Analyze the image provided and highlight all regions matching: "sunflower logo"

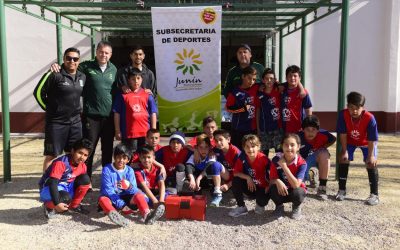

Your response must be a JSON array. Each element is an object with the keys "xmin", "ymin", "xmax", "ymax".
[{"xmin": 174, "ymin": 49, "xmax": 202, "ymax": 75}]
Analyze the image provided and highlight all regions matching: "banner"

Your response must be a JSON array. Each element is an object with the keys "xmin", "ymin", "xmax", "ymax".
[{"xmin": 151, "ymin": 6, "xmax": 222, "ymax": 135}]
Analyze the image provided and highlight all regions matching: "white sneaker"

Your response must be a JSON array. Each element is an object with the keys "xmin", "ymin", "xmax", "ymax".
[
  {"xmin": 228, "ymin": 206, "xmax": 248, "ymax": 217},
  {"xmin": 365, "ymin": 194, "xmax": 379, "ymax": 206},
  {"xmin": 254, "ymin": 204, "xmax": 265, "ymax": 215},
  {"xmin": 335, "ymin": 190, "xmax": 346, "ymax": 201}
]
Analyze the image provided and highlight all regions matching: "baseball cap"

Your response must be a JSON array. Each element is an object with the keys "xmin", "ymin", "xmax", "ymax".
[
  {"xmin": 238, "ymin": 44, "xmax": 251, "ymax": 52},
  {"xmin": 169, "ymin": 131, "xmax": 186, "ymax": 145}
]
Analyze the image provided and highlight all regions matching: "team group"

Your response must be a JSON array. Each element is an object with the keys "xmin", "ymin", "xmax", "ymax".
[{"xmin": 34, "ymin": 42, "xmax": 379, "ymax": 227}]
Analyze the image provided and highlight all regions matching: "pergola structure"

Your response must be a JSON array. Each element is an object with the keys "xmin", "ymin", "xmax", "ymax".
[{"xmin": 0, "ymin": 0, "xmax": 348, "ymax": 182}]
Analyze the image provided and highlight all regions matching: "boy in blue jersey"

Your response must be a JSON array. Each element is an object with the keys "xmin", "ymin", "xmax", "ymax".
[
  {"xmin": 39, "ymin": 139, "xmax": 93, "ymax": 219},
  {"xmin": 98, "ymin": 143, "xmax": 164, "ymax": 227},
  {"xmin": 298, "ymin": 115, "xmax": 336, "ymax": 200}
]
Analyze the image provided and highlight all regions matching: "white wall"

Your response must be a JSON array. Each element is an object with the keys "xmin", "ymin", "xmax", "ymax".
[
  {"xmin": 282, "ymin": 0, "xmax": 394, "ymax": 113},
  {"xmin": 2, "ymin": 6, "xmax": 97, "ymax": 112}
]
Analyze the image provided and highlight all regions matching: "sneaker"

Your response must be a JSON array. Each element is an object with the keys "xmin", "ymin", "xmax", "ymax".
[
  {"xmin": 335, "ymin": 190, "xmax": 347, "ymax": 201},
  {"xmin": 43, "ymin": 204, "xmax": 56, "ymax": 219},
  {"xmin": 317, "ymin": 187, "xmax": 328, "ymax": 201},
  {"xmin": 145, "ymin": 203, "xmax": 165, "ymax": 225},
  {"xmin": 108, "ymin": 210, "xmax": 130, "ymax": 227},
  {"xmin": 69, "ymin": 205, "xmax": 90, "ymax": 215},
  {"xmin": 254, "ymin": 204, "xmax": 265, "ymax": 215},
  {"xmin": 228, "ymin": 206, "xmax": 248, "ymax": 217},
  {"xmin": 210, "ymin": 194, "xmax": 223, "ymax": 207},
  {"xmin": 365, "ymin": 194, "xmax": 379, "ymax": 206},
  {"xmin": 273, "ymin": 205, "xmax": 284, "ymax": 220},
  {"xmin": 291, "ymin": 205, "xmax": 302, "ymax": 220},
  {"xmin": 309, "ymin": 167, "xmax": 318, "ymax": 188}
]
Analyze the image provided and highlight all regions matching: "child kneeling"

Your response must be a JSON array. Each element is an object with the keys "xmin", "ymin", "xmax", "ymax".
[
  {"xmin": 98, "ymin": 143, "xmax": 163, "ymax": 227},
  {"xmin": 229, "ymin": 134, "xmax": 271, "ymax": 217},
  {"xmin": 185, "ymin": 134, "xmax": 225, "ymax": 207}
]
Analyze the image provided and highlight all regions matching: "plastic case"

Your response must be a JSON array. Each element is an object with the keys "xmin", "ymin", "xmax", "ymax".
[{"xmin": 165, "ymin": 195, "xmax": 207, "ymax": 221}]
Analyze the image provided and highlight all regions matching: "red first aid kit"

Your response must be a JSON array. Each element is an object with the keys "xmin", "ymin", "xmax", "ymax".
[{"xmin": 165, "ymin": 195, "xmax": 207, "ymax": 221}]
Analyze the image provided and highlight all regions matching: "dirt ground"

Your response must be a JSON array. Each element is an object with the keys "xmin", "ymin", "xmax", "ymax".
[{"xmin": 0, "ymin": 134, "xmax": 399, "ymax": 249}]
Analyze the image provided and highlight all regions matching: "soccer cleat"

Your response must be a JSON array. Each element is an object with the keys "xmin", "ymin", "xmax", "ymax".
[
  {"xmin": 308, "ymin": 167, "xmax": 318, "ymax": 188},
  {"xmin": 210, "ymin": 191, "xmax": 223, "ymax": 207},
  {"xmin": 69, "ymin": 205, "xmax": 90, "ymax": 215},
  {"xmin": 317, "ymin": 186, "xmax": 328, "ymax": 201},
  {"xmin": 228, "ymin": 206, "xmax": 248, "ymax": 217},
  {"xmin": 108, "ymin": 210, "xmax": 130, "ymax": 227},
  {"xmin": 291, "ymin": 205, "xmax": 302, "ymax": 220},
  {"xmin": 43, "ymin": 204, "xmax": 56, "ymax": 219},
  {"xmin": 145, "ymin": 203, "xmax": 165, "ymax": 225},
  {"xmin": 365, "ymin": 194, "xmax": 379, "ymax": 206},
  {"xmin": 335, "ymin": 190, "xmax": 347, "ymax": 201},
  {"xmin": 254, "ymin": 204, "xmax": 265, "ymax": 215},
  {"xmin": 273, "ymin": 205, "xmax": 284, "ymax": 220}
]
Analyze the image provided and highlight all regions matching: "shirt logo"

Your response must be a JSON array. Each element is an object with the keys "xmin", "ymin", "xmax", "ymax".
[
  {"xmin": 351, "ymin": 130, "xmax": 360, "ymax": 140},
  {"xmin": 268, "ymin": 96, "xmax": 276, "ymax": 106},
  {"xmin": 61, "ymin": 82, "xmax": 70, "ymax": 86},
  {"xmin": 132, "ymin": 104, "xmax": 141, "ymax": 113},
  {"xmin": 282, "ymin": 108, "xmax": 291, "ymax": 121},
  {"xmin": 271, "ymin": 107, "xmax": 280, "ymax": 120},
  {"xmin": 79, "ymin": 80, "xmax": 84, "ymax": 87}
]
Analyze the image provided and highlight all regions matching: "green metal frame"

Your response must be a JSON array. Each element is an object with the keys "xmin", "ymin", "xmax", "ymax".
[{"xmin": 0, "ymin": 0, "xmax": 348, "ymax": 182}]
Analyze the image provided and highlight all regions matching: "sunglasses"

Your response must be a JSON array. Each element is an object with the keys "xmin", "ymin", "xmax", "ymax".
[{"xmin": 65, "ymin": 56, "xmax": 80, "ymax": 62}]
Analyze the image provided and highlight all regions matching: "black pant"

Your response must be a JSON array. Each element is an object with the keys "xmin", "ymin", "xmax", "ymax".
[
  {"xmin": 82, "ymin": 115, "xmax": 114, "ymax": 178},
  {"xmin": 269, "ymin": 184, "xmax": 306, "ymax": 207},
  {"xmin": 231, "ymin": 176, "xmax": 270, "ymax": 207}
]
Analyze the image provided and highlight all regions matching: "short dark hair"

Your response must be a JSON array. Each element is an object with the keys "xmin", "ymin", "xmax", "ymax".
[
  {"xmin": 138, "ymin": 145, "xmax": 154, "ymax": 155},
  {"xmin": 127, "ymin": 68, "xmax": 143, "ymax": 79},
  {"xmin": 242, "ymin": 66, "xmax": 257, "ymax": 76},
  {"xmin": 146, "ymin": 128, "xmax": 160, "ymax": 137},
  {"xmin": 130, "ymin": 45, "xmax": 145, "ymax": 54},
  {"xmin": 282, "ymin": 133, "xmax": 301, "ymax": 146},
  {"xmin": 113, "ymin": 143, "xmax": 132, "ymax": 160},
  {"xmin": 213, "ymin": 129, "xmax": 231, "ymax": 139},
  {"xmin": 63, "ymin": 47, "xmax": 80, "ymax": 57},
  {"xmin": 202, "ymin": 116, "xmax": 216, "ymax": 127},
  {"xmin": 72, "ymin": 138, "xmax": 92, "ymax": 153},
  {"xmin": 262, "ymin": 68, "xmax": 276, "ymax": 79},
  {"xmin": 302, "ymin": 115, "xmax": 320, "ymax": 130},
  {"xmin": 285, "ymin": 65, "xmax": 301, "ymax": 77},
  {"xmin": 97, "ymin": 40, "xmax": 112, "ymax": 50},
  {"xmin": 347, "ymin": 91, "xmax": 365, "ymax": 107}
]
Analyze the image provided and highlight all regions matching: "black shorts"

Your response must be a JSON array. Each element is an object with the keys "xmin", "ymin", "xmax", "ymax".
[{"xmin": 44, "ymin": 121, "xmax": 82, "ymax": 156}]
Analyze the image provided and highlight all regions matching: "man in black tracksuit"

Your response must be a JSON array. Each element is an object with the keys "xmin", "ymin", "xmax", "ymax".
[
  {"xmin": 34, "ymin": 47, "xmax": 86, "ymax": 171},
  {"xmin": 116, "ymin": 45, "xmax": 157, "ymax": 98}
]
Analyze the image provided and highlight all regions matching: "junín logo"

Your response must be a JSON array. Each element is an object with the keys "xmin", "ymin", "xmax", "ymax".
[{"xmin": 174, "ymin": 49, "xmax": 203, "ymax": 75}]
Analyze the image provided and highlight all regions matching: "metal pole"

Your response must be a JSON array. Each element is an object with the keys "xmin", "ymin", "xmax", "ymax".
[
  {"xmin": 301, "ymin": 16, "xmax": 307, "ymax": 86},
  {"xmin": 336, "ymin": 0, "xmax": 349, "ymax": 179},
  {"xmin": 0, "ymin": 0, "xmax": 11, "ymax": 182},
  {"xmin": 56, "ymin": 13, "xmax": 62, "ymax": 64},
  {"xmin": 279, "ymin": 30, "xmax": 283, "ymax": 83},
  {"xmin": 91, "ymin": 28, "xmax": 96, "ymax": 59}
]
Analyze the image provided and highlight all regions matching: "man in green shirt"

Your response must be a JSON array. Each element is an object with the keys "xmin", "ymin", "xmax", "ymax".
[{"xmin": 222, "ymin": 44, "xmax": 265, "ymax": 98}]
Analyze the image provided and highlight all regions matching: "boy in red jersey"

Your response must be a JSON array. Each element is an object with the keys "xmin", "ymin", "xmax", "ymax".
[
  {"xmin": 336, "ymin": 92, "xmax": 379, "ymax": 205},
  {"xmin": 39, "ymin": 139, "xmax": 93, "ymax": 219},
  {"xmin": 228, "ymin": 134, "xmax": 270, "ymax": 217},
  {"xmin": 187, "ymin": 116, "xmax": 218, "ymax": 149},
  {"xmin": 226, "ymin": 67, "xmax": 260, "ymax": 149},
  {"xmin": 155, "ymin": 131, "xmax": 192, "ymax": 193},
  {"xmin": 130, "ymin": 128, "xmax": 163, "ymax": 164},
  {"xmin": 281, "ymin": 65, "xmax": 312, "ymax": 133},
  {"xmin": 213, "ymin": 129, "xmax": 241, "ymax": 192},
  {"xmin": 298, "ymin": 115, "xmax": 336, "ymax": 200},
  {"xmin": 270, "ymin": 134, "xmax": 307, "ymax": 220},
  {"xmin": 113, "ymin": 68, "xmax": 158, "ymax": 152},
  {"xmin": 134, "ymin": 145, "xmax": 167, "ymax": 208}
]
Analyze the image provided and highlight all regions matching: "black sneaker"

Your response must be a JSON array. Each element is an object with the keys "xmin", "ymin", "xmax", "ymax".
[
  {"xmin": 291, "ymin": 205, "xmax": 302, "ymax": 220},
  {"xmin": 70, "ymin": 205, "xmax": 90, "ymax": 215},
  {"xmin": 273, "ymin": 205, "xmax": 284, "ymax": 220},
  {"xmin": 43, "ymin": 204, "xmax": 56, "ymax": 219},
  {"xmin": 145, "ymin": 203, "xmax": 165, "ymax": 225},
  {"xmin": 108, "ymin": 210, "xmax": 130, "ymax": 227}
]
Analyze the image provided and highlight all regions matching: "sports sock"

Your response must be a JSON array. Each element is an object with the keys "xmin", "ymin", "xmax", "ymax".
[
  {"xmin": 69, "ymin": 184, "xmax": 90, "ymax": 209},
  {"xmin": 367, "ymin": 168, "xmax": 379, "ymax": 195},
  {"xmin": 131, "ymin": 193, "xmax": 150, "ymax": 217},
  {"xmin": 319, "ymin": 179, "xmax": 327, "ymax": 187},
  {"xmin": 98, "ymin": 196, "xmax": 116, "ymax": 214},
  {"xmin": 44, "ymin": 201, "xmax": 56, "ymax": 209},
  {"xmin": 338, "ymin": 163, "xmax": 349, "ymax": 191}
]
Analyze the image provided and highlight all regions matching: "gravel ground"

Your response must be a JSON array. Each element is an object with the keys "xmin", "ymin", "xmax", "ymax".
[{"xmin": 0, "ymin": 136, "xmax": 400, "ymax": 249}]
